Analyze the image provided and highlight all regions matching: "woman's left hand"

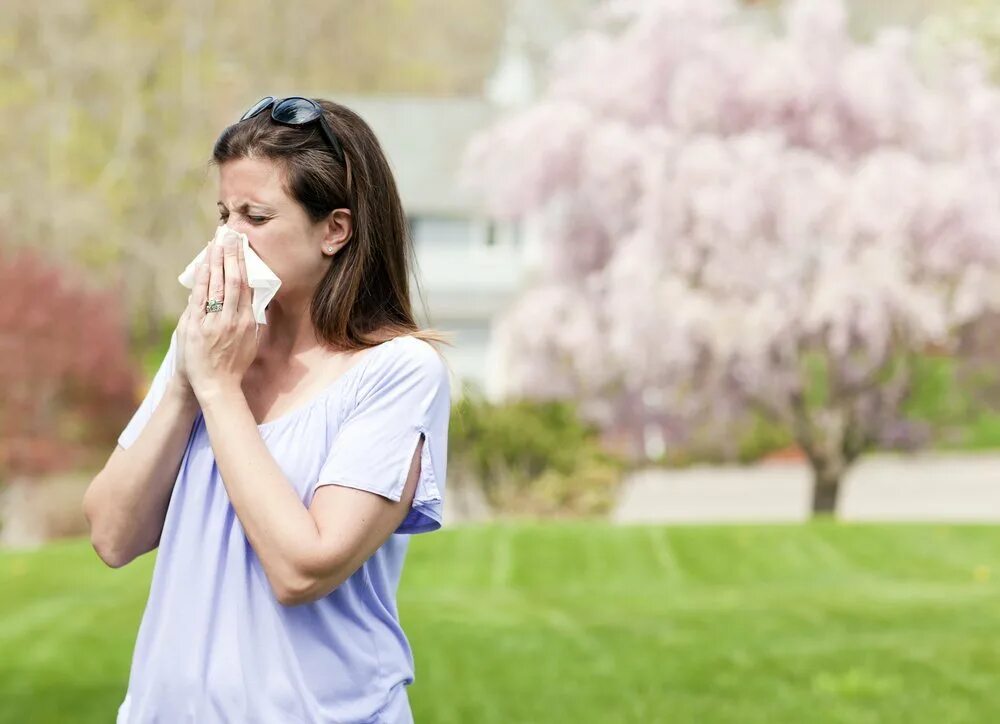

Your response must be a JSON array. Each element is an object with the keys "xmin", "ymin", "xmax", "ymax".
[{"xmin": 185, "ymin": 234, "xmax": 260, "ymax": 402}]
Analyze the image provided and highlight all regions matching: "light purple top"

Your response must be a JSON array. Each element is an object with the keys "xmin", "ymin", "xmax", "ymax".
[{"xmin": 114, "ymin": 331, "xmax": 451, "ymax": 724}]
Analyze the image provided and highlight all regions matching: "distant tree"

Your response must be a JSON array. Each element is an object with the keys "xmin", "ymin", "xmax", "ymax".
[
  {"xmin": 461, "ymin": 0, "xmax": 1000, "ymax": 513},
  {"xmin": 0, "ymin": 244, "xmax": 138, "ymax": 484},
  {"xmin": 919, "ymin": 0, "xmax": 1000, "ymax": 79},
  {"xmin": 0, "ymin": 0, "xmax": 509, "ymax": 354}
]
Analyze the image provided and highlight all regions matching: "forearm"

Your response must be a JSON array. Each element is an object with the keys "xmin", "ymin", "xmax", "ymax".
[
  {"xmin": 198, "ymin": 385, "xmax": 323, "ymax": 603},
  {"xmin": 84, "ymin": 381, "xmax": 200, "ymax": 566}
]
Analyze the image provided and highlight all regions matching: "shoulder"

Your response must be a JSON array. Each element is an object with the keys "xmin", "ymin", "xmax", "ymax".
[
  {"xmin": 357, "ymin": 335, "xmax": 450, "ymax": 400},
  {"xmin": 390, "ymin": 335, "xmax": 448, "ymax": 373}
]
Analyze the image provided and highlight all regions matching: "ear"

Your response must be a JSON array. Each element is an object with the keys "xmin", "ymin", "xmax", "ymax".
[{"xmin": 322, "ymin": 208, "xmax": 353, "ymax": 257}]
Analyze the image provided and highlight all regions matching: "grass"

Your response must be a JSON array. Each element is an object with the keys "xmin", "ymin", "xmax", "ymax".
[{"xmin": 2, "ymin": 521, "xmax": 1000, "ymax": 723}]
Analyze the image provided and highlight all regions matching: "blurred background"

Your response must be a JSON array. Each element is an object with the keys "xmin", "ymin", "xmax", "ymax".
[{"xmin": 3, "ymin": 0, "xmax": 1000, "ymax": 721}]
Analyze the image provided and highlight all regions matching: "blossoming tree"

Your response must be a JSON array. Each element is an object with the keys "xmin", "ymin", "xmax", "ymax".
[{"xmin": 460, "ymin": 0, "xmax": 1000, "ymax": 512}]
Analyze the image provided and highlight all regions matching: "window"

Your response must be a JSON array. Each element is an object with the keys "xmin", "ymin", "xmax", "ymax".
[{"xmin": 410, "ymin": 215, "xmax": 477, "ymax": 251}]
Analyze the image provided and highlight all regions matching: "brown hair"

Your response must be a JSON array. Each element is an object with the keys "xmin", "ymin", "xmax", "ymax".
[{"xmin": 209, "ymin": 98, "xmax": 453, "ymax": 357}]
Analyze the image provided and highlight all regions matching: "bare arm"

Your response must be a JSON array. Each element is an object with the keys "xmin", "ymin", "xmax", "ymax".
[
  {"xmin": 82, "ymin": 379, "xmax": 200, "ymax": 568},
  {"xmin": 197, "ymin": 385, "xmax": 418, "ymax": 607}
]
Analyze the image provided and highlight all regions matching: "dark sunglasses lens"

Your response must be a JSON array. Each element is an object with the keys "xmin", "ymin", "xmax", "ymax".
[
  {"xmin": 240, "ymin": 96, "xmax": 275, "ymax": 121},
  {"xmin": 272, "ymin": 97, "xmax": 321, "ymax": 125}
]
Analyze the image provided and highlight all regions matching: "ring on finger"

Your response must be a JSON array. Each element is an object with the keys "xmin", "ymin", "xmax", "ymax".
[{"xmin": 205, "ymin": 298, "xmax": 224, "ymax": 313}]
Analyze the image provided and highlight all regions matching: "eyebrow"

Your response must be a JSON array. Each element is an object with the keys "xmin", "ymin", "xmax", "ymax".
[{"xmin": 217, "ymin": 201, "xmax": 272, "ymax": 212}]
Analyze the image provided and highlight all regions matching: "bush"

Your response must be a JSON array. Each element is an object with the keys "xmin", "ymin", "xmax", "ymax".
[
  {"xmin": 656, "ymin": 342, "xmax": 1000, "ymax": 469},
  {"xmin": 0, "ymin": 244, "xmax": 140, "ymax": 482},
  {"xmin": 647, "ymin": 412, "xmax": 796, "ymax": 469},
  {"xmin": 903, "ymin": 353, "xmax": 1000, "ymax": 450},
  {"xmin": 448, "ymin": 382, "xmax": 627, "ymax": 517}
]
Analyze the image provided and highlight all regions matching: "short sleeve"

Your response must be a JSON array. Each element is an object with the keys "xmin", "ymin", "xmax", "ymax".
[
  {"xmin": 313, "ymin": 338, "xmax": 451, "ymax": 535},
  {"xmin": 117, "ymin": 328, "xmax": 179, "ymax": 450}
]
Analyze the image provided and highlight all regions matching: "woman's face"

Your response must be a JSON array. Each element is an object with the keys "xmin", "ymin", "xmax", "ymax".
[{"xmin": 216, "ymin": 157, "xmax": 349, "ymax": 305}]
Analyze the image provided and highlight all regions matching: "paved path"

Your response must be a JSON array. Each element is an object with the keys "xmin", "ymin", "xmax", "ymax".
[{"xmin": 612, "ymin": 451, "xmax": 1000, "ymax": 524}]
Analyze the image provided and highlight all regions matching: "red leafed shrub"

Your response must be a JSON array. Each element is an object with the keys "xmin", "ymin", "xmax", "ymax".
[{"xmin": 0, "ymin": 244, "xmax": 140, "ymax": 479}]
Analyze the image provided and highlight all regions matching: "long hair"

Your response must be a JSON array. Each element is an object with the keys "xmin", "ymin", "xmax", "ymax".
[{"xmin": 210, "ymin": 98, "xmax": 452, "ymax": 355}]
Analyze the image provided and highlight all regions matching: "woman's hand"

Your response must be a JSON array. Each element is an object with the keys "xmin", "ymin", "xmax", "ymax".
[
  {"xmin": 174, "ymin": 241, "xmax": 212, "ymax": 397},
  {"xmin": 184, "ymin": 235, "xmax": 260, "ymax": 403}
]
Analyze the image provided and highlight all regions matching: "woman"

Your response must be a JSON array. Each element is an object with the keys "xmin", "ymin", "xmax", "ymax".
[{"xmin": 83, "ymin": 96, "xmax": 453, "ymax": 723}]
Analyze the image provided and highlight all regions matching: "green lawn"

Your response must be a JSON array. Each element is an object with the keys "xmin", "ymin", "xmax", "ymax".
[{"xmin": 2, "ymin": 521, "xmax": 999, "ymax": 723}]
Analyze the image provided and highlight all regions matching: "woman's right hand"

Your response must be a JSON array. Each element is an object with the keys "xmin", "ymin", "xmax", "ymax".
[{"xmin": 170, "ymin": 302, "xmax": 197, "ymax": 401}]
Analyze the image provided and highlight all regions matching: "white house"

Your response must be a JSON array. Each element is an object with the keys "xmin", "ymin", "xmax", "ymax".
[
  {"xmin": 328, "ymin": 94, "xmax": 539, "ymax": 401},
  {"xmin": 324, "ymin": 2, "xmax": 595, "ymax": 401}
]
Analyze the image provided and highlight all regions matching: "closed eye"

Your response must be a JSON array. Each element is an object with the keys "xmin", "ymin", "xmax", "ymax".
[{"xmin": 218, "ymin": 212, "xmax": 268, "ymax": 224}]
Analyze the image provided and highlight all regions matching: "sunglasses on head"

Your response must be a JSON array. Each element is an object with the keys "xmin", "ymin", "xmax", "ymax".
[{"xmin": 240, "ymin": 96, "xmax": 346, "ymax": 165}]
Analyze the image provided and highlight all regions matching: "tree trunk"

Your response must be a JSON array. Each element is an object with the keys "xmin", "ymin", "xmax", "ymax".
[
  {"xmin": 810, "ymin": 463, "xmax": 842, "ymax": 515},
  {"xmin": 791, "ymin": 397, "xmax": 851, "ymax": 517}
]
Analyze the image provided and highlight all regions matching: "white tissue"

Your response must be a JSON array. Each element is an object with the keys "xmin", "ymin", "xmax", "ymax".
[{"xmin": 178, "ymin": 225, "xmax": 281, "ymax": 325}]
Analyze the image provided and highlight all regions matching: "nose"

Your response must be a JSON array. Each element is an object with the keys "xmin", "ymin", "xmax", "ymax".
[{"xmin": 225, "ymin": 219, "xmax": 251, "ymax": 235}]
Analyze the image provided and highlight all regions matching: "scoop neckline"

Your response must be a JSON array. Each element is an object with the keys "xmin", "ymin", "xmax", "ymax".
[{"xmin": 254, "ymin": 335, "xmax": 405, "ymax": 432}]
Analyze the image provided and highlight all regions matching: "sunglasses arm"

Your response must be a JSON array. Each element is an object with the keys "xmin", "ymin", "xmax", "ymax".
[{"xmin": 318, "ymin": 119, "xmax": 345, "ymax": 164}]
